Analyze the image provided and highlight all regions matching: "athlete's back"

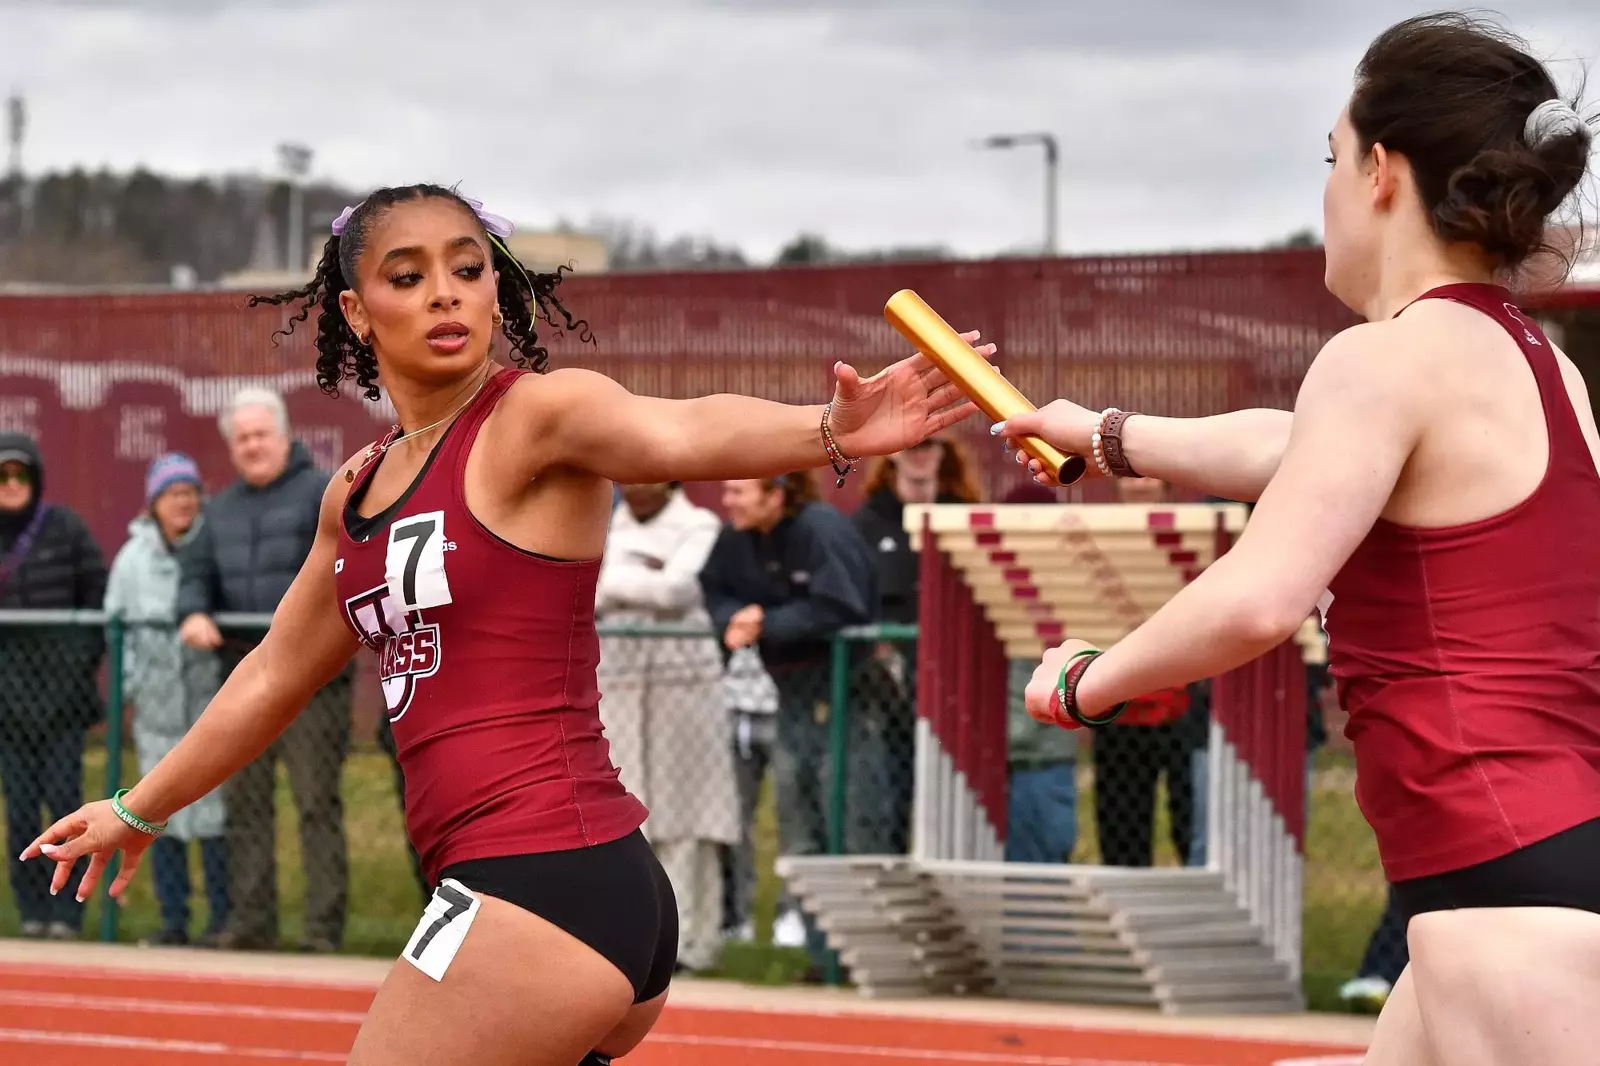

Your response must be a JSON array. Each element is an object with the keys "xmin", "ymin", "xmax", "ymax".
[{"xmin": 1325, "ymin": 283, "xmax": 1600, "ymax": 881}]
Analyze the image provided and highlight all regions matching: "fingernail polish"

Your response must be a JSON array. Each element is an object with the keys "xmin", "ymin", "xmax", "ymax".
[
  {"xmin": 49, "ymin": 886, "xmax": 58, "ymax": 896},
  {"xmin": 990, "ymin": 422, "xmax": 1006, "ymax": 435}
]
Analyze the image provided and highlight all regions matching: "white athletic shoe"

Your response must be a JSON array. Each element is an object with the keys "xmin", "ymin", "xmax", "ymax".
[
  {"xmin": 772, "ymin": 908, "xmax": 807, "ymax": 948},
  {"xmin": 1338, "ymin": 975, "xmax": 1392, "ymax": 1012}
]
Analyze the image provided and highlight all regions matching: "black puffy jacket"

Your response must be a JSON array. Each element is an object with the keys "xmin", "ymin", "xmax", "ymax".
[
  {"xmin": 0, "ymin": 432, "xmax": 108, "ymax": 731},
  {"xmin": 176, "ymin": 441, "xmax": 326, "ymax": 623}
]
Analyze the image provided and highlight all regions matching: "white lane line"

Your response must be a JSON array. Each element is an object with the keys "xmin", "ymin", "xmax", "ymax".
[
  {"xmin": 0, "ymin": 1027, "xmax": 345, "ymax": 1061},
  {"xmin": 0, "ymin": 988, "xmax": 365, "ymax": 1023},
  {"xmin": 646, "ymin": 1032, "xmax": 1187, "ymax": 1065}
]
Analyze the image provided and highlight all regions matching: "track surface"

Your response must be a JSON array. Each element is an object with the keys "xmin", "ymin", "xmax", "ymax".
[{"xmin": 0, "ymin": 961, "xmax": 1367, "ymax": 1065}]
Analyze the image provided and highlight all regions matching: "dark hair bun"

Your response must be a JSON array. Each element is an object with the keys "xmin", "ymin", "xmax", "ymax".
[
  {"xmin": 1433, "ymin": 125, "xmax": 1592, "ymax": 264},
  {"xmin": 1351, "ymin": 13, "xmax": 1595, "ymax": 272}
]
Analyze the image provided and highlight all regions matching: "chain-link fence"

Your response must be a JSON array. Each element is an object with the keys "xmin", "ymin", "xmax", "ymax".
[
  {"xmin": 0, "ymin": 609, "xmax": 1390, "ymax": 1007},
  {"xmin": 0, "ymin": 612, "xmax": 920, "ymax": 975}
]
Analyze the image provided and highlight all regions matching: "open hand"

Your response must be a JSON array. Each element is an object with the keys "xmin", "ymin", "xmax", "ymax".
[
  {"xmin": 826, "ymin": 330, "xmax": 995, "ymax": 459},
  {"xmin": 20, "ymin": 799, "xmax": 156, "ymax": 903}
]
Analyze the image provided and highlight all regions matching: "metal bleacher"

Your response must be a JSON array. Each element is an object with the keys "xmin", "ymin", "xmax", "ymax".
[{"xmin": 777, "ymin": 502, "xmax": 1316, "ymax": 1014}]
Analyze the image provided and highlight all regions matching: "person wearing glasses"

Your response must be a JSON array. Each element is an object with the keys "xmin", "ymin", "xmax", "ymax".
[{"xmin": 0, "ymin": 432, "xmax": 107, "ymax": 940}]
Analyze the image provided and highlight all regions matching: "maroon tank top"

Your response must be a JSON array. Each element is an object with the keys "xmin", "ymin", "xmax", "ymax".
[
  {"xmin": 334, "ymin": 366, "xmax": 646, "ymax": 882},
  {"xmin": 1324, "ymin": 283, "xmax": 1600, "ymax": 882}
]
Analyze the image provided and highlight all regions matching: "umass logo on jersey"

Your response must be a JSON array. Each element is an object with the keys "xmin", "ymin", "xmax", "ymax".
[{"xmin": 344, "ymin": 584, "xmax": 441, "ymax": 720}]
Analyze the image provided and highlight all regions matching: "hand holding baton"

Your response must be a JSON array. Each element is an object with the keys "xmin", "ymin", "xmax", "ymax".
[{"xmin": 883, "ymin": 289, "xmax": 1088, "ymax": 486}]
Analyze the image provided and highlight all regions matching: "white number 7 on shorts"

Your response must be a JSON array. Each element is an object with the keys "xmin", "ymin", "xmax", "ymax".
[{"xmin": 402, "ymin": 878, "xmax": 481, "ymax": 982}]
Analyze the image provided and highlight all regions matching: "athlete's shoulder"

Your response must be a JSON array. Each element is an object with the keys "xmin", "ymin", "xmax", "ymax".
[
  {"xmin": 1305, "ymin": 318, "xmax": 1436, "ymax": 395},
  {"xmin": 507, "ymin": 366, "xmax": 619, "ymax": 404}
]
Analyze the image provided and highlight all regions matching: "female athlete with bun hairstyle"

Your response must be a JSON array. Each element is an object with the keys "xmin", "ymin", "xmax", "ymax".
[
  {"xmin": 997, "ymin": 13, "xmax": 1598, "ymax": 1063},
  {"xmin": 22, "ymin": 183, "xmax": 984, "ymax": 1065}
]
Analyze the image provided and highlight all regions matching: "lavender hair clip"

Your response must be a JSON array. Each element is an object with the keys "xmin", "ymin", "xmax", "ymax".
[{"xmin": 329, "ymin": 195, "xmax": 515, "ymax": 239}]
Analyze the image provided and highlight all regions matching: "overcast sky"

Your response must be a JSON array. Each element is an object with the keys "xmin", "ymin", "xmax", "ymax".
[{"xmin": 5, "ymin": 0, "xmax": 1598, "ymax": 260}]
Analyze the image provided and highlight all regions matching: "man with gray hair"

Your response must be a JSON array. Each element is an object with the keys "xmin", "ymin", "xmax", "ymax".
[{"xmin": 177, "ymin": 386, "xmax": 350, "ymax": 952}]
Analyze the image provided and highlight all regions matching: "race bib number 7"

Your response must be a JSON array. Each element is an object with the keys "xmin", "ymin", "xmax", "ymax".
[
  {"xmin": 402, "ymin": 878, "xmax": 480, "ymax": 981},
  {"xmin": 386, "ymin": 510, "xmax": 453, "ymax": 611}
]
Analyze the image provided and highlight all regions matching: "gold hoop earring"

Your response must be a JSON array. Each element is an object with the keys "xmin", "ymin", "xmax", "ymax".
[{"xmin": 492, "ymin": 310, "xmax": 504, "ymax": 328}]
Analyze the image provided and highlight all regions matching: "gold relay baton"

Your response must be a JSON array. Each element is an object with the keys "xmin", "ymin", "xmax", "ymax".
[{"xmin": 883, "ymin": 289, "xmax": 1088, "ymax": 486}]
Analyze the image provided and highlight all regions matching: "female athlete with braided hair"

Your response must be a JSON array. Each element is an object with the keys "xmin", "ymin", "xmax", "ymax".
[
  {"xmin": 999, "ymin": 14, "xmax": 1598, "ymax": 1064},
  {"xmin": 23, "ymin": 183, "xmax": 985, "ymax": 1065}
]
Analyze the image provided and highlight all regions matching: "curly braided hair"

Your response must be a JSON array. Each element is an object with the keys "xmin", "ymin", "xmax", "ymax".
[{"xmin": 248, "ymin": 184, "xmax": 593, "ymax": 402}]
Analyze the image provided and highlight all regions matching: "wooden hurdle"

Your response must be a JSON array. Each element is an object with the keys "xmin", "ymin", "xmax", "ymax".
[{"xmin": 777, "ymin": 502, "xmax": 1317, "ymax": 1013}]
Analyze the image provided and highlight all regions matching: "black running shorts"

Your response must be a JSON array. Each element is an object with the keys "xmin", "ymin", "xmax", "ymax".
[
  {"xmin": 1392, "ymin": 816, "xmax": 1600, "ymax": 921},
  {"xmin": 439, "ymin": 829, "xmax": 678, "ymax": 1003}
]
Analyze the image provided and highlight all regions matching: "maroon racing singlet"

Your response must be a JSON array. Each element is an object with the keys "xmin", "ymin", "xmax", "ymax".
[
  {"xmin": 1324, "ymin": 283, "xmax": 1600, "ymax": 883},
  {"xmin": 334, "ymin": 366, "xmax": 646, "ymax": 883}
]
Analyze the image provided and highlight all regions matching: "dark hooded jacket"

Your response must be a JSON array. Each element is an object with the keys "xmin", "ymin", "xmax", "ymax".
[
  {"xmin": 698, "ymin": 500, "xmax": 880, "ymax": 672},
  {"xmin": 176, "ymin": 441, "xmax": 326, "ymax": 628},
  {"xmin": 851, "ymin": 487, "xmax": 971, "ymax": 626},
  {"xmin": 0, "ymin": 432, "xmax": 108, "ymax": 730}
]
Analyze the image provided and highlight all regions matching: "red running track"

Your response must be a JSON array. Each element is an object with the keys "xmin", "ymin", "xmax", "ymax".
[{"xmin": 0, "ymin": 963, "xmax": 1366, "ymax": 1065}]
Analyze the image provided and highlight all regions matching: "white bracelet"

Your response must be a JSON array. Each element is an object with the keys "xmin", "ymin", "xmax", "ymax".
[{"xmin": 1090, "ymin": 407, "xmax": 1118, "ymax": 477}]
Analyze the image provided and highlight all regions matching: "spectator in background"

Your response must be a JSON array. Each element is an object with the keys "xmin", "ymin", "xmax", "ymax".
[
  {"xmin": 596, "ymin": 481, "xmax": 740, "ymax": 976},
  {"xmin": 999, "ymin": 480, "xmax": 1081, "ymax": 864},
  {"xmin": 718, "ymin": 644, "xmax": 779, "ymax": 945},
  {"xmin": 699, "ymin": 471, "xmax": 878, "ymax": 976},
  {"xmin": 104, "ymin": 453, "xmax": 228, "ymax": 947},
  {"xmin": 177, "ymin": 388, "xmax": 351, "ymax": 953},
  {"xmin": 1091, "ymin": 477, "xmax": 1200, "ymax": 867},
  {"xmin": 852, "ymin": 437, "xmax": 982, "ymax": 624},
  {"xmin": 851, "ymin": 437, "xmax": 983, "ymax": 858},
  {"xmin": 0, "ymin": 432, "xmax": 106, "ymax": 940}
]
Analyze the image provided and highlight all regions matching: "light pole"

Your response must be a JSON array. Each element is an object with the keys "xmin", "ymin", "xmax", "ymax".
[
  {"xmin": 5, "ymin": 92, "xmax": 24, "ymax": 178},
  {"xmin": 277, "ymin": 142, "xmax": 313, "ymax": 272},
  {"xmin": 975, "ymin": 132, "xmax": 1059, "ymax": 255}
]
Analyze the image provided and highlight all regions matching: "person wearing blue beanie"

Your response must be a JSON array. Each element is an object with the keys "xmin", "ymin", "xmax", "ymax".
[{"xmin": 104, "ymin": 453, "xmax": 229, "ymax": 946}]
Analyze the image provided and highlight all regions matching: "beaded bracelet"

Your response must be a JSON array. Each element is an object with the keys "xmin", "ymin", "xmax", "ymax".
[
  {"xmin": 1091, "ymin": 408, "xmax": 1142, "ymax": 479},
  {"xmin": 111, "ymin": 789, "xmax": 167, "ymax": 837},
  {"xmin": 1052, "ymin": 650, "xmax": 1129, "ymax": 729},
  {"xmin": 820, "ymin": 402, "xmax": 861, "ymax": 488}
]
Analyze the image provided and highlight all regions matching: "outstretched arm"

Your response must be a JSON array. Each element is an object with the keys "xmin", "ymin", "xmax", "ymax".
[
  {"xmin": 516, "ymin": 333, "xmax": 991, "ymax": 485},
  {"xmin": 1117, "ymin": 410, "xmax": 1292, "ymax": 502},
  {"xmin": 1025, "ymin": 323, "xmax": 1423, "ymax": 719},
  {"xmin": 997, "ymin": 402, "xmax": 1292, "ymax": 502},
  {"xmin": 24, "ymin": 459, "xmax": 363, "ymax": 899}
]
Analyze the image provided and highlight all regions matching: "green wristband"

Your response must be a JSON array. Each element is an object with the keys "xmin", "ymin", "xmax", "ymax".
[
  {"xmin": 111, "ymin": 789, "xmax": 167, "ymax": 837},
  {"xmin": 1054, "ymin": 649, "xmax": 1129, "ymax": 728},
  {"xmin": 1054, "ymin": 649, "xmax": 1099, "ymax": 703}
]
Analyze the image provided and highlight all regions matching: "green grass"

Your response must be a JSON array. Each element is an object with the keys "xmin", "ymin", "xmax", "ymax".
[
  {"xmin": 0, "ymin": 741, "xmax": 1385, "ymax": 1010},
  {"xmin": 1301, "ymin": 751, "xmax": 1388, "ymax": 1010}
]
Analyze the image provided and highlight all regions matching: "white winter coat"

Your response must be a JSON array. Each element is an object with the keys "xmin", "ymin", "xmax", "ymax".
[{"xmin": 596, "ymin": 491, "xmax": 740, "ymax": 846}]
